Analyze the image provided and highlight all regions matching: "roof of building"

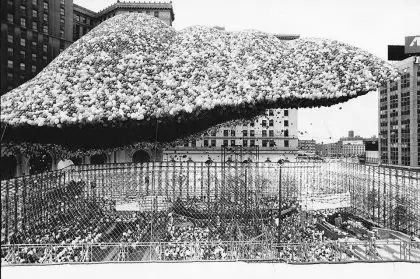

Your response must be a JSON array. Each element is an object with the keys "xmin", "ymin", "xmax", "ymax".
[
  {"xmin": 274, "ymin": 34, "xmax": 300, "ymax": 40},
  {"xmin": 73, "ymin": 1, "xmax": 175, "ymax": 21},
  {"xmin": 73, "ymin": 4, "xmax": 97, "ymax": 17},
  {"xmin": 97, "ymin": 1, "xmax": 175, "ymax": 20}
]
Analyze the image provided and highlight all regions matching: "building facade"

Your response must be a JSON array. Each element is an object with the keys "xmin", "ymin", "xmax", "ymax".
[
  {"xmin": 298, "ymin": 139, "xmax": 316, "ymax": 154},
  {"xmin": 342, "ymin": 139, "xmax": 365, "ymax": 157},
  {"xmin": 379, "ymin": 56, "xmax": 419, "ymax": 167},
  {"xmin": 163, "ymin": 109, "xmax": 299, "ymax": 163},
  {"xmin": 1, "ymin": 0, "xmax": 175, "ymax": 95}
]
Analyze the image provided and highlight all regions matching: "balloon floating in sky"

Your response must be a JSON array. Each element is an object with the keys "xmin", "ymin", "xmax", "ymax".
[{"xmin": 0, "ymin": 13, "xmax": 398, "ymax": 147}]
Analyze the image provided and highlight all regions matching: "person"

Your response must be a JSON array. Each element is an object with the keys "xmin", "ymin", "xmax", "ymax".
[{"xmin": 334, "ymin": 214, "xmax": 343, "ymax": 228}]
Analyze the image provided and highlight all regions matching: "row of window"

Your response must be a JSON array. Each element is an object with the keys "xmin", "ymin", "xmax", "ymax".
[
  {"xmin": 7, "ymin": 60, "xmax": 40, "ymax": 72},
  {"xmin": 199, "ymin": 139, "xmax": 290, "ymax": 148},
  {"xmin": 7, "ymin": 35, "xmax": 49, "ymax": 53},
  {"xmin": 219, "ymin": 129, "xmax": 290, "ymax": 137}
]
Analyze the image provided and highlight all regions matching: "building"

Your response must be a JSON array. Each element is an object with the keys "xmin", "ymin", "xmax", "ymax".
[
  {"xmin": 163, "ymin": 109, "xmax": 299, "ymax": 163},
  {"xmin": 316, "ymin": 142, "xmax": 343, "ymax": 158},
  {"xmin": 379, "ymin": 41, "xmax": 419, "ymax": 167},
  {"xmin": 342, "ymin": 139, "xmax": 365, "ymax": 157},
  {"xmin": 1, "ymin": 0, "xmax": 175, "ymax": 95},
  {"xmin": 298, "ymin": 139, "xmax": 316, "ymax": 154}
]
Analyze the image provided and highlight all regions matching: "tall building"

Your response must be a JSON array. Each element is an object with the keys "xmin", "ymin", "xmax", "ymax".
[
  {"xmin": 163, "ymin": 109, "xmax": 299, "ymax": 163},
  {"xmin": 1, "ymin": 0, "xmax": 175, "ymax": 95},
  {"xmin": 379, "ymin": 55, "xmax": 419, "ymax": 167}
]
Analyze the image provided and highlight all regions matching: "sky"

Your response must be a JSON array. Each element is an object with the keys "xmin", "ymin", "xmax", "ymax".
[{"xmin": 75, "ymin": 0, "xmax": 420, "ymax": 143}]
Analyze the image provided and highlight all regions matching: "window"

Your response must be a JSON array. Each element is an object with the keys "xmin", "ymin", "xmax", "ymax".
[
  {"xmin": 284, "ymin": 110, "xmax": 289, "ymax": 117},
  {"xmin": 250, "ymin": 140, "xmax": 255, "ymax": 147},
  {"xmin": 21, "ymin": 18, "xmax": 26, "ymax": 28},
  {"xmin": 7, "ymin": 73, "xmax": 13, "ymax": 81},
  {"xmin": 154, "ymin": 11, "xmax": 159, "ymax": 17},
  {"xmin": 60, "ymin": 18, "xmax": 65, "ymax": 25},
  {"xmin": 203, "ymin": 140, "xmax": 209, "ymax": 147},
  {"xmin": 269, "ymin": 130, "xmax": 274, "ymax": 137},
  {"xmin": 60, "ymin": 8, "xmax": 65, "ymax": 16},
  {"xmin": 32, "ymin": 41, "xmax": 38, "ymax": 48},
  {"xmin": 250, "ymin": 122, "xmax": 254, "ymax": 127},
  {"xmin": 43, "ymin": 55, "xmax": 47, "ymax": 61},
  {"xmin": 20, "ymin": 63, "xmax": 26, "ymax": 71},
  {"xmin": 43, "ymin": 25, "xmax": 48, "ymax": 33},
  {"xmin": 211, "ymin": 140, "xmax": 216, "ymax": 147},
  {"xmin": 262, "ymin": 140, "xmax": 268, "ymax": 147},
  {"xmin": 191, "ymin": 140, "xmax": 196, "ymax": 147},
  {"xmin": 43, "ymin": 44, "xmax": 47, "ymax": 52},
  {"xmin": 20, "ymin": 50, "xmax": 25, "ymax": 59},
  {"xmin": 20, "ymin": 38, "xmax": 26, "ymax": 47},
  {"xmin": 32, "ymin": 22, "xmax": 38, "ymax": 31},
  {"xmin": 223, "ymin": 130, "xmax": 228, "ymax": 137},
  {"xmin": 223, "ymin": 140, "xmax": 228, "ymax": 146},
  {"xmin": 242, "ymin": 130, "xmax": 248, "ymax": 137},
  {"xmin": 32, "ymin": 54, "xmax": 37, "ymax": 61},
  {"xmin": 20, "ymin": 5, "xmax": 26, "ymax": 14},
  {"xmin": 250, "ymin": 130, "xmax": 255, "ymax": 137},
  {"xmin": 211, "ymin": 130, "xmax": 217, "ymax": 137},
  {"xmin": 8, "ymin": 35, "xmax": 13, "ymax": 43},
  {"xmin": 284, "ymin": 130, "xmax": 289, "ymax": 137},
  {"xmin": 7, "ymin": 47, "xmax": 13, "ymax": 56},
  {"xmin": 231, "ymin": 130, "xmax": 235, "ymax": 137},
  {"xmin": 32, "ymin": 0, "xmax": 38, "ymax": 5},
  {"xmin": 33, "ymin": 10, "xmax": 38, "ymax": 17},
  {"xmin": 61, "ymin": 0, "xmax": 65, "ymax": 5},
  {"xmin": 269, "ymin": 109, "xmax": 274, "ymax": 116},
  {"xmin": 284, "ymin": 120, "xmax": 289, "ymax": 127},
  {"xmin": 262, "ymin": 120, "xmax": 267, "ymax": 127},
  {"xmin": 183, "ymin": 141, "xmax": 189, "ymax": 147},
  {"xmin": 43, "ymin": 1, "xmax": 48, "ymax": 10},
  {"xmin": 7, "ymin": 14, "xmax": 13, "ymax": 23},
  {"xmin": 262, "ymin": 130, "xmax": 267, "ymax": 137},
  {"xmin": 43, "ymin": 13, "xmax": 48, "ymax": 22},
  {"xmin": 8, "ymin": 60, "xmax": 13, "ymax": 69},
  {"xmin": 243, "ymin": 140, "xmax": 248, "ymax": 147},
  {"xmin": 32, "ymin": 65, "xmax": 37, "ymax": 73},
  {"xmin": 231, "ymin": 140, "xmax": 235, "ymax": 146},
  {"xmin": 60, "ymin": 30, "xmax": 64, "ymax": 38},
  {"xmin": 284, "ymin": 140, "xmax": 289, "ymax": 147},
  {"xmin": 269, "ymin": 119, "xmax": 274, "ymax": 126},
  {"xmin": 269, "ymin": 140, "xmax": 275, "ymax": 147}
]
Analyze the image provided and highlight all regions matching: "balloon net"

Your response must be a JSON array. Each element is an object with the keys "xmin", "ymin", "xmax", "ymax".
[{"xmin": 1, "ymin": 162, "xmax": 419, "ymax": 263}]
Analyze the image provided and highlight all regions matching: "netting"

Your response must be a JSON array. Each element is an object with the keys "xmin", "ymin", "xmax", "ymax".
[{"xmin": 1, "ymin": 162, "xmax": 419, "ymax": 264}]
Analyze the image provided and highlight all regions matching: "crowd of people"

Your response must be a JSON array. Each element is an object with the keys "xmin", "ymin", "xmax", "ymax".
[{"xmin": 3, "ymin": 193, "xmax": 414, "ymax": 264}]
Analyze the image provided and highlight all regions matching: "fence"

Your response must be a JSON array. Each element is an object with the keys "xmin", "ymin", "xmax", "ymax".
[
  {"xmin": 1, "ymin": 161, "xmax": 419, "ymax": 264},
  {"xmin": 2, "ymin": 240, "xmax": 419, "ymax": 264}
]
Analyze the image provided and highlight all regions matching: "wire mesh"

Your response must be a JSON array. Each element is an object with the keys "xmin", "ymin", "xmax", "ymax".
[{"xmin": 1, "ymin": 161, "xmax": 419, "ymax": 264}]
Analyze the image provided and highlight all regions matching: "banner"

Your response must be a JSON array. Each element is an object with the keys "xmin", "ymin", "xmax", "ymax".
[
  {"xmin": 116, "ymin": 201, "xmax": 140, "ymax": 212},
  {"xmin": 299, "ymin": 192, "xmax": 351, "ymax": 211}
]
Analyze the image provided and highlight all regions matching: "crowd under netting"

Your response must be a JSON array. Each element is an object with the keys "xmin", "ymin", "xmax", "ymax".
[{"xmin": 1, "ymin": 161, "xmax": 419, "ymax": 264}]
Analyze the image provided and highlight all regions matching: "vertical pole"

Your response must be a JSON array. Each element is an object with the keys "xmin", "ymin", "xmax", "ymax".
[
  {"xmin": 207, "ymin": 163, "xmax": 211, "ymax": 229},
  {"xmin": 5, "ymin": 180, "xmax": 10, "ymax": 243},
  {"xmin": 277, "ymin": 165, "xmax": 282, "ymax": 246}
]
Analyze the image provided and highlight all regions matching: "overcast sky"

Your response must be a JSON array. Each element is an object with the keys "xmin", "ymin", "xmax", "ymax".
[{"xmin": 75, "ymin": 0, "xmax": 420, "ymax": 143}]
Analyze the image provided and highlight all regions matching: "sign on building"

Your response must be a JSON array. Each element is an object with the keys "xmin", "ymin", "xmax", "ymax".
[{"xmin": 405, "ymin": 36, "xmax": 420, "ymax": 54}]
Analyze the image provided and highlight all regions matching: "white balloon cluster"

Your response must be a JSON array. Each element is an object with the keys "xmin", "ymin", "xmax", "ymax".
[{"xmin": 0, "ymin": 13, "xmax": 398, "ymax": 128}]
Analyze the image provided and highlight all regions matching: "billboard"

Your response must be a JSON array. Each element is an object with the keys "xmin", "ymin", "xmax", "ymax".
[{"xmin": 405, "ymin": 36, "xmax": 420, "ymax": 54}]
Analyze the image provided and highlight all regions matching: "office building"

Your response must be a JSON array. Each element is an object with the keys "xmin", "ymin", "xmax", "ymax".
[
  {"xmin": 379, "ymin": 55, "xmax": 419, "ymax": 167},
  {"xmin": 163, "ymin": 109, "xmax": 299, "ymax": 163}
]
